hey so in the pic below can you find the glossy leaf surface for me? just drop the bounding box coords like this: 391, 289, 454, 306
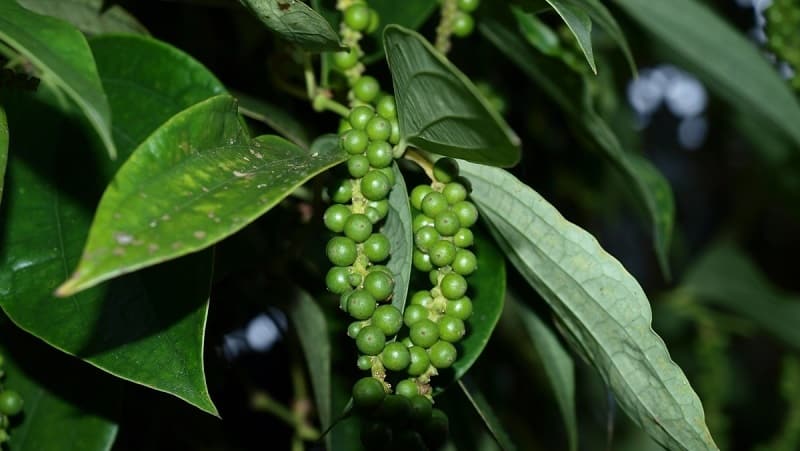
239, 0, 343, 52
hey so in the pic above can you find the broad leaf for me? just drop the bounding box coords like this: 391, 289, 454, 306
481, 18, 674, 278
385, 164, 413, 313
460, 161, 718, 451
0, 322, 120, 451
681, 243, 800, 350
0, 88, 218, 415
543, 0, 596, 73
458, 379, 517, 451
235, 90, 311, 149
362, 0, 439, 64
448, 232, 506, 382
612, 0, 800, 150
238, 0, 343, 52
384, 25, 521, 168
286, 288, 331, 432
0, 106, 7, 206
17, 0, 148, 35
509, 297, 577, 451
0, 0, 115, 158
57, 98, 346, 296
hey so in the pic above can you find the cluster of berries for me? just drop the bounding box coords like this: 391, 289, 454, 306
0, 354, 23, 445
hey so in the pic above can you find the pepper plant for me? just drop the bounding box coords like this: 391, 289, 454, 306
1, 0, 800, 450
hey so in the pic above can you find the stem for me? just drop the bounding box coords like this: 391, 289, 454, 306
404, 148, 436, 182
251, 391, 321, 440
314, 95, 351, 117
435, 0, 458, 55
303, 53, 317, 100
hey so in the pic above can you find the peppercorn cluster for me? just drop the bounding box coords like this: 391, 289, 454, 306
766, 0, 800, 92
452, 0, 480, 38
0, 354, 24, 445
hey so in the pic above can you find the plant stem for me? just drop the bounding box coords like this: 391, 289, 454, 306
303, 53, 317, 100
250, 391, 321, 441
435, 0, 458, 55
404, 148, 437, 182
314, 95, 351, 117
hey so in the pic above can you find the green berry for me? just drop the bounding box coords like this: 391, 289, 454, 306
438, 315, 466, 342
326, 236, 358, 266
452, 249, 477, 275
341, 129, 369, 154
394, 430, 426, 450
412, 249, 434, 272
446, 297, 473, 320
408, 346, 430, 376
366, 8, 381, 33
364, 271, 394, 301
457, 0, 480, 12
441, 273, 468, 300
344, 3, 370, 31
452, 11, 475, 38
323, 204, 350, 233
434, 211, 460, 236
373, 305, 403, 335
429, 240, 456, 267
348, 271, 363, 287
363, 233, 391, 262
344, 213, 373, 243
348, 320, 363, 338
348, 289, 377, 320
453, 200, 478, 228
366, 199, 390, 223
376, 394, 411, 422
333, 49, 360, 70
353, 76, 380, 102
414, 226, 440, 252
409, 395, 433, 423
326, 267, 351, 294
353, 377, 386, 410
412, 213, 435, 232
0, 390, 23, 416
330, 179, 353, 203
361, 421, 393, 450
443, 182, 468, 204
349, 105, 374, 130
377, 95, 397, 119
403, 304, 428, 326
428, 340, 457, 368
357, 355, 373, 370
381, 342, 411, 371
366, 117, 392, 142
410, 185, 433, 210
378, 166, 396, 186
357, 325, 386, 355
410, 319, 439, 348
366, 141, 393, 168
390, 118, 401, 145
395, 379, 419, 398
423, 409, 450, 449
347, 154, 370, 178
410, 290, 434, 307
433, 158, 459, 183
361, 170, 392, 201
453, 228, 474, 248
421, 191, 448, 218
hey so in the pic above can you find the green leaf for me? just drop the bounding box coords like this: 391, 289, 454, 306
512, 7, 561, 56
0, 0, 115, 158
17, 0, 148, 35
480, 18, 674, 278
508, 297, 577, 451
235, 90, 312, 149
460, 161, 718, 451
361, 0, 439, 64
57, 100, 347, 296
0, 322, 120, 451
569, 0, 636, 75
458, 378, 517, 451
286, 288, 331, 432
612, 0, 800, 150
385, 164, 413, 313
238, 0, 344, 52
543, 0, 596, 74
448, 232, 506, 382
383, 25, 521, 168
0, 105, 7, 207
681, 243, 800, 350
0, 88, 218, 415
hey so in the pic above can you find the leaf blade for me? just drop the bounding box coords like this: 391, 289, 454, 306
0, 105, 7, 207
17, 0, 148, 36
460, 162, 718, 451
457, 379, 517, 451
235, 90, 312, 149
544, 0, 596, 74
386, 163, 413, 313
238, 0, 344, 52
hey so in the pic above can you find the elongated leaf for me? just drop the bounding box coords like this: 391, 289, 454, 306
238, 0, 343, 52
235, 90, 311, 149
0, 323, 119, 451
509, 298, 577, 451
286, 288, 331, 432
0, 0, 115, 158
0, 106, 7, 206
612, 0, 800, 150
543, 0, 596, 73
460, 161, 718, 451
384, 25, 521, 168
448, 232, 505, 382
512, 7, 561, 56
458, 379, 517, 451
681, 243, 800, 350
481, 18, 674, 278
569, 0, 636, 75
17, 0, 148, 35
0, 88, 217, 415
57, 98, 346, 296
386, 164, 413, 313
